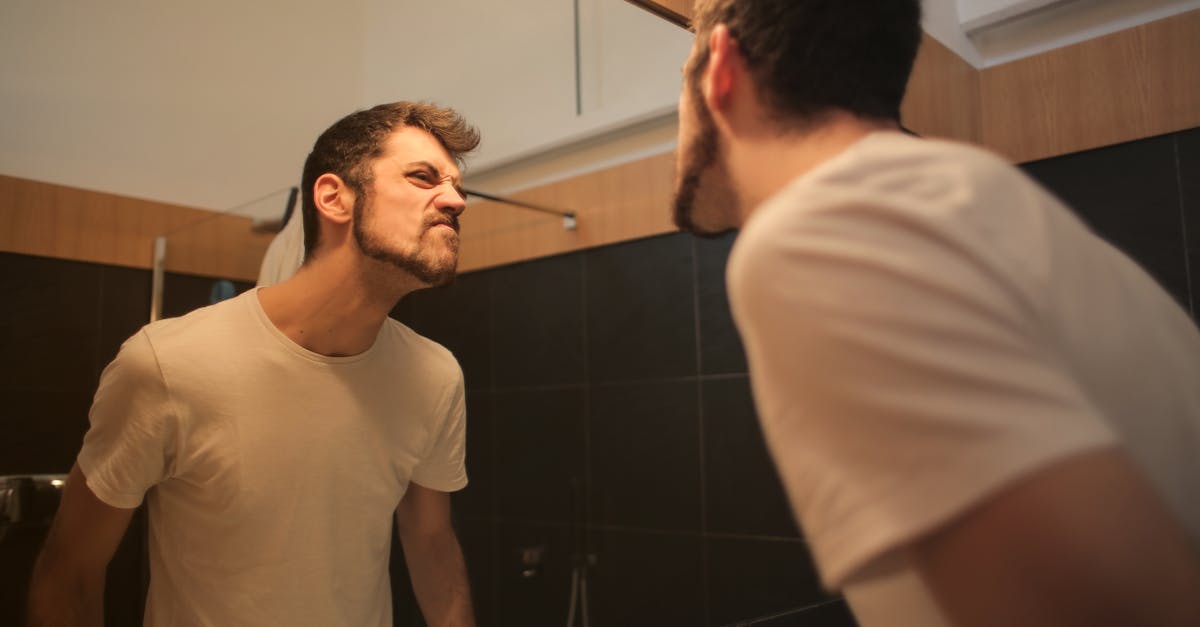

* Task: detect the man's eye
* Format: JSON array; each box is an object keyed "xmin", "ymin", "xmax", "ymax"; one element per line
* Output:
[{"xmin": 409, "ymin": 172, "xmax": 434, "ymax": 185}]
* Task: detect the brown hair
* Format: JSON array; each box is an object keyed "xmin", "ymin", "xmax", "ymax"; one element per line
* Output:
[
  {"xmin": 688, "ymin": 0, "xmax": 922, "ymax": 128},
  {"xmin": 300, "ymin": 102, "xmax": 480, "ymax": 260}
]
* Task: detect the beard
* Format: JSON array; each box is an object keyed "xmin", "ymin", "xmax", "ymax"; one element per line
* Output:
[
  {"xmin": 353, "ymin": 195, "xmax": 459, "ymax": 288},
  {"xmin": 672, "ymin": 81, "xmax": 739, "ymax": 238}
]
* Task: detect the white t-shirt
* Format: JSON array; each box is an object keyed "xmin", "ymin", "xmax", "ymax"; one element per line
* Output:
[
  {"xmin": 727, "ymin": 132, "xmax": 1200, "ymax": 627},
  {"xmin": 78, "ymin": 289, "xmax": 468, "ymax": 627}
]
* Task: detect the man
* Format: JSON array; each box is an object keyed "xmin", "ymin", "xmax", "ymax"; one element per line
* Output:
[
  {"xmin": 672, "ymin": 2, "xmax": 1200, "ymax": 626},
  {"xmin": 28, "ymin": 102, "xmax": 479, "ymax": 626}
]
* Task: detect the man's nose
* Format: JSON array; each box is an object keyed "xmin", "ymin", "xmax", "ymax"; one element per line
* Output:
[{"xmin": 436, "ymin": 184, "xmax": 466, "ymax": 217}]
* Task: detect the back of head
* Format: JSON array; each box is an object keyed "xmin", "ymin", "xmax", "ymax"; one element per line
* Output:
[
  {"xmin": 690, "ymin": 0, "xmax": 923, "ymax": 128},
  {"xmin": 299, "ymin": 102, "xmax": 480, "ymax": 261}
]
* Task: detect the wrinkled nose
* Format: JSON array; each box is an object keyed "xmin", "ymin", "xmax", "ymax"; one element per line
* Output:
[{"xmin": 435, "ymin": 182, "xmax": 467, "ymax": 217}]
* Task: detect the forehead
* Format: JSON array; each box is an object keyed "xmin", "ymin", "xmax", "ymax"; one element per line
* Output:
[{"xmin": 377, "ymin": 126, "xmax": 460, "ymax": 178}]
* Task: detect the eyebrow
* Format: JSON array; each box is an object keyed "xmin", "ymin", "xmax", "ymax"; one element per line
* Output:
[{"xmin": 406, "ymin": 160, "xmax": 466, "ymax": 198}]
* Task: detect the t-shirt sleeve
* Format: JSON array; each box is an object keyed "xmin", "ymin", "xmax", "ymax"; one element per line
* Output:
[
  {"xmin": 410, "ymin": 367, "xmax": 468, "ymax": 492},
  {"xmin": 727, "ymin": 200, "xmax": 1117, "ymax": 589},
  {"xmin": 77, "ymin": 330, "xmax": 178, "ymax": 509}
]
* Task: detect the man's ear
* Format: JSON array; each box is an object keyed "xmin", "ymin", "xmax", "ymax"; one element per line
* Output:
[
  {"xmin": 313, "ymin": 173, "xmax": 353, "ymax": 225},
  {"xmin": 702, "ymin": 24, "xmax": 743, "ymax": 118}
]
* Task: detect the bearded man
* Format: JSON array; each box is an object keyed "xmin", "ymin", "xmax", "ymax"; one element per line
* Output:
[
  {"xmin": 29, "ymin": 102, "xmax": 479, "ymax": 627},
  {"xmin": 672, "ymin": 2, "xmax": 1200, "ymax": 626}
]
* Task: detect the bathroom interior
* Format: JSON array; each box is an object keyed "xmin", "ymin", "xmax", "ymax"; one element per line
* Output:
[{"xmin": 2, "ymin": 0, "xmax": 1198, "ymax": 625}]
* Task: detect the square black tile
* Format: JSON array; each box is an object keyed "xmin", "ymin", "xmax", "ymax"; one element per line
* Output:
[
  {"xmin": 703, "ymin": 377, "xmax": 800, "ymax": 538},
  {"xmin": 707, "ymin": 537, "xmax": 832, "ymax": 627},
  {"xmin": 589, "ymin": 380, "xmax": 702, "ymax": 531},
  {"xmin": 490, "ymin": 253, "xmax": 585, "ymax": 387},
  {"xmin": 160, "ymin": 272, "xmax": 252, "ymax": 321},
  {"xmin": 0, "ymin": 252, "xmax": 102, "ymax": 392},
  {"xmin": 0, "ymin": 387, "xmax": 92, "ymax": 475},
  {"xmin": 453, "ymin": 391, "xmax": 493, "ymax": 522},
  {"xmin": 696, "ymin": 232, "xmax": 748, "ymax": 375},
  {"xmin": 587, "ymin": 528, "xmax": 705, "ymax": 626},
  {"xmin": 493, "ymin": 388, "xmax": 586, "ymax": 523},
  {"xmin": 585, "ymin": 234, "xmax": 698, "ymax": 382},
  {"xmin": 494, "ymin": 522, "xmax": 574, "ymax": 627},
  {"xmin": 1021, "ymin": 133, "xmax": 1190, "ymax": 309},
  {"xmin": 392, "ymin": 270, "xmax": 492, "ymax": 391},
  {"xmin": 457, "ymin": 519, "xmax": 495, "ymax": 627},
  {"xmin": 1177, "ymin": 127, "xmax": 1200, "ymax": 318},
  {"xmin": 97, "ymin": 265, "xmax": 152, "ymax": 385}
]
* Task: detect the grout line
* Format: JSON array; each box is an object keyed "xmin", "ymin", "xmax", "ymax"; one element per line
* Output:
[
  {"xmin": 579, "ymin": 252, "xmax": 593, "ymax": 566},
  {"xmin": 483, "ymin": 371, "xmax": 750, "ymax": 395},
  {"xmin": 691, "ymin": 237, "xmax": 713, "ymax": 627}
]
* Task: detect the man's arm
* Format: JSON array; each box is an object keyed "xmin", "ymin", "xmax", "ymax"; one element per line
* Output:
[
  {"xmin": 909, "ymin": 448, "xmax": 1200, "ymax": 627},
  {"xmin": 395, "ymin": 483, "xmax": 474, "ymax": 627},
  {"xmin": 27, "ymin": 463, "xmax": 137, "ymax": 627}
]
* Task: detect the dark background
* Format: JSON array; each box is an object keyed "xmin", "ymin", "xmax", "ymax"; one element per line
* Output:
[{"xmin": 2, "ymin": 127, "xmax": 1197, "ymax": 626}]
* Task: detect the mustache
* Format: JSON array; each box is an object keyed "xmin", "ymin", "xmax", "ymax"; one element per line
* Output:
[{"xmin": 426, "ymin": 214, "xmax": 460, "ymax": 233}]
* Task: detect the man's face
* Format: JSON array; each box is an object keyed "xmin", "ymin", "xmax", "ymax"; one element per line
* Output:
[
  {"xmin": 353, "ymin": 127, "xmax": 466, "ymax": 287},
  {"xmin": 672, "ymin": 38, "xmax": 739, "ymax": 237}
]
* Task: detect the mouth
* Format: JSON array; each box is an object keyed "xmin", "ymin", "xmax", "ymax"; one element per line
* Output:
[{"xmin": 428, "ymin": 221, "xmax": 459, "ymax": 235}]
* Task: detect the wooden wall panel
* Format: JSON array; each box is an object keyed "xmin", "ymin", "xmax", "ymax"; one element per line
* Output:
[
  {"xmin": 0, "ymin": 175, "xmax": 272, "ymax": 281},
  {"xmin": 902, "ymin": 34, "xmax": 982, "ymax": 144},
  {"xmin": 980, "ymin": 10, "xmax": 1200, "ymax": 163},
  {"xmin": 459, "ymin": 152, "xmax": 677, "ymax": 272}
]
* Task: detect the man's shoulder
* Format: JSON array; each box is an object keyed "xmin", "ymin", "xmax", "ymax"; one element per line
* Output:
[
  {"xmin": 141, "ymin": 291, "xmax": 253, "ymax": 355},
  {"xmin": 384, "ymin": 318, "xmax": 461, "ymax": 378}
]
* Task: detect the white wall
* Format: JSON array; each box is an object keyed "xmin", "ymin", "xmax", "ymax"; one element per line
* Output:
[
  {"xmin": 365, "ymin": 0, "xmax": 692, "ymax": 174},
  {"xmin": 0, "ymin": 0, "xmax": 368, "ymax": 219}
]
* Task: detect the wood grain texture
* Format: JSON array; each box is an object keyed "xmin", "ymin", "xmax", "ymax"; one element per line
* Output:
[
  {"xmin": 458, "ymin": 152, "xmax": 677, "ymax": 272},
  {"xmin": 0, "ymin": 175, "xmax": 272, "ymax": 281},
  {"xmin": 981, "ymin": 10, "xmax": 1200, "ymax": 163},
  {"xmin": 902, "ymin": 34, "xmax": 982, "ymax": 143}
]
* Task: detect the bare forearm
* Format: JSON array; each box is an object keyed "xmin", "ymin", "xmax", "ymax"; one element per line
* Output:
[
  {"xmin": 401, "ymin": 529, "xmax": 475, "ymax": 627},
  {"xmin": 26, "ymin": 555, "xmax": 105, "ymax": 627}
]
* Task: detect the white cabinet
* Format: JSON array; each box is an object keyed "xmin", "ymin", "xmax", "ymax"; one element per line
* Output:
[{"xmin": 364, "ymin": 0, "xmax": 692, "ymax": 172}]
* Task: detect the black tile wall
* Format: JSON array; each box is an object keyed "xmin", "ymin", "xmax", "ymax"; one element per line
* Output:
[
  {"xmin": 494, "ymin": 522, "xmax": 574, "ymax": 627},
  {"xmin": 1021, "ymin": 133, "xmax": 1192, "ymax": 309},
  {"xmin": 457, "ymin": 520, "xmax": 495, "ymax": 627},
  {"xmin": 453, "ymin": 391, "xmax": 494, "ymax": 522},
  {"xmin": 1177, "ymin": 128, "xmax": 1200, "ymax": 316},
  {"xmin": 586, "ymin": 234, "xmax": 698, "ymax": 382},
  {"xmin": 490, "ymin": 254, "xmax": 584, "ymax": 387},
  {"xmin": 492, "ymin": 387, "xmax": 586, "ymax": 523},
  {"xmin": 393, "ymin": 271, "xmax": 493, "ymax": 391},
  {"xmin": 0, "ymin": 253, "xmax": 103, "ymax": 393},
  {"xmin": 589, "ymin": 379, "xmax": 702, "ymax": 531},
  {"xmin": 587, "ymin": 528, "xmax": 706, "ymax": 626},
  {"xmin": 696, "ymin": 232, "xmax": 748, "ymax": 375},
  {"xmin": 160, "ymin": 272, "xmax": 253, "ymax": 320},
  {"xmin": 0, "ymin": 388, "xmax": 92, "ymax": 474},
  {"xmin": 707, "ymin": 537, "xmax": 832, "ymax": 627},
  {"xmin": 96, "ymin": 265, "xmax": 152, "ymax": 385},
  {"xmin": 703, "ymin": 376, "xmax": 800, "ymax": 538}
]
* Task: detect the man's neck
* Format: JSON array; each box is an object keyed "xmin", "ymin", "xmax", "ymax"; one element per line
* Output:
[
  {"xmin": 256, "ymin": 252, "xmax": 422, "ymax": 357},
  {"xmin": 731, "ymin": 114, "xmax": 899, "ymax": 224}
]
